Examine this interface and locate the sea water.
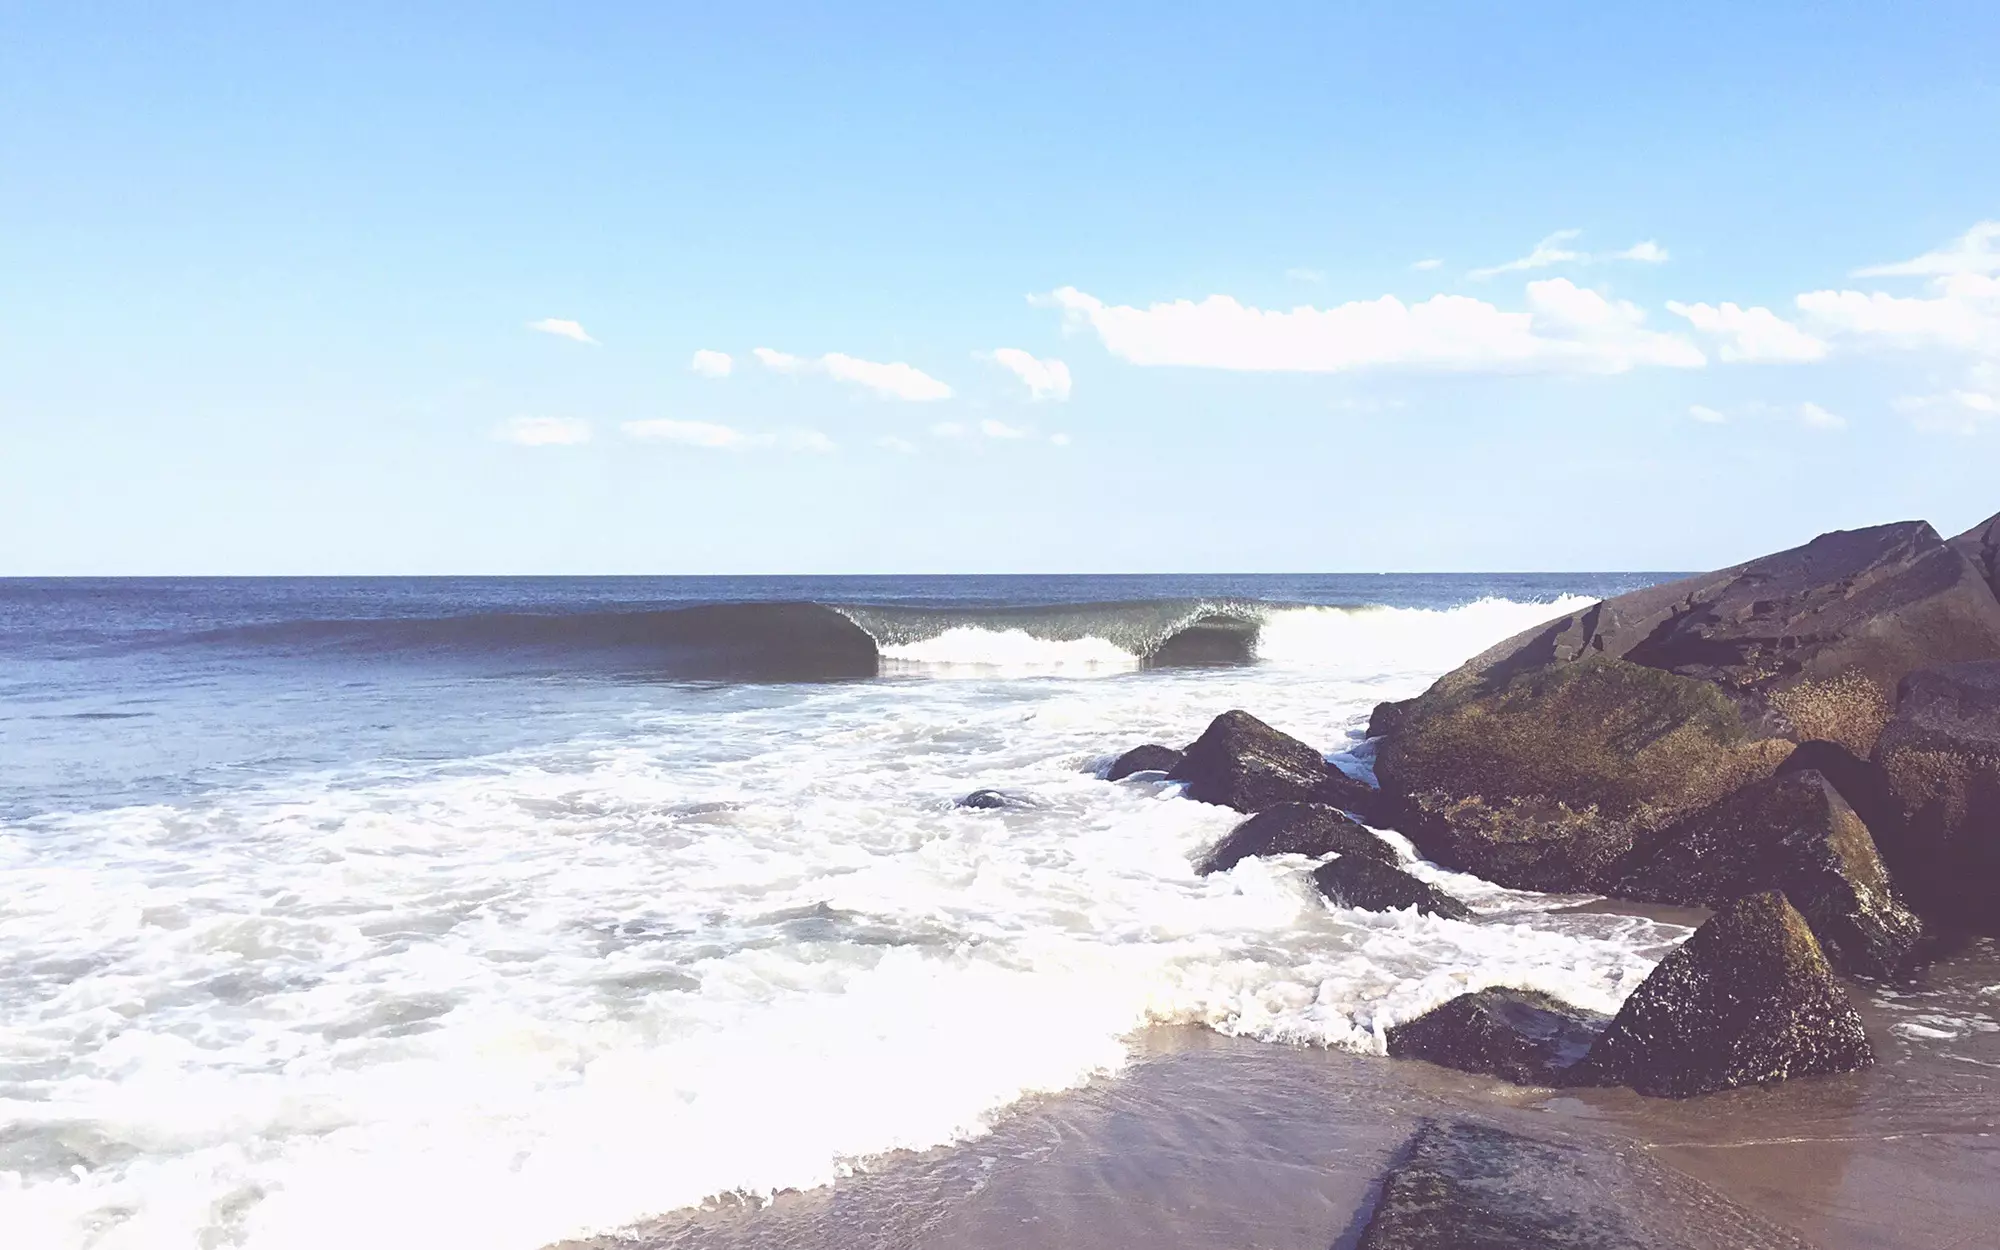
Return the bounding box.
[2,574,1701,1249]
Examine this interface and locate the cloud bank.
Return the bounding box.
[753,347,953,400]
[985,348,1072,400]
[527,318,597,345]
[1041,279,1704,375]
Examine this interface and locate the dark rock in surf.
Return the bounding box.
[1385,988,1608,1086]
[1196,802,1396,876]
[1313,856,1472,920]
[1355,1119,1809,1250]
[1776,740,1907,859]
[1167,710,1335,813]
[1953,509,2000,602]
[955,789,1013,810]
[1569,891,1872,1098]
[1610,769,1923,978]
[1366,697,1416,741]
[1311,765,1386,822]
[1106,743,1183,781]
[1372,521,2000,893]
[1873,661,2000,934]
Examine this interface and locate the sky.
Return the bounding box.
[3,1,1999,575]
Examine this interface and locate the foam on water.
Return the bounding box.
[877,626,1142,674]
[0,593,1687,1250]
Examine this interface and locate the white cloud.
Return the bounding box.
[496,416,592,446]
[980,419,1027,439]
[621,419,834,452]
[1855,221,2000,278]
[985,348,1073,401]
[527,318,597,345]
[877,435,919,454]
[1796,274,2000,355]
[1689,404,1727,424]
[1666,300,1828,362]
[1041,279,1703,375]
[622,418,747,449]
[1469,230,1584,279]
[690,349,733,378]
[1285,268,1327,283]
[1049,432,1072,446]
[1411,258,1444,271]
[821,352,954,400]
[1614,240,1669,264]
[753,347,952,400]
[1798,401,1847,430]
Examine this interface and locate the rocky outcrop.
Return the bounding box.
[1873,661,2000,934]
[1355,1120,1811,1250]
[1166,710,1335,812]
[1953,509,2000,602]
[955,790,1012,809]
[1314,856,1472,920]
[1105,743,1182,781]
[1375,655,1788,891]
[1372,521,2000,892]
[1384,988,1607,1086]
[1570,892,1872,1098]
[1610,769,1923,977]
[1196,802,1396,875]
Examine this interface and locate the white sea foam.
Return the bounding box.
[0,594,1678,1250]
[877,626,1142,674]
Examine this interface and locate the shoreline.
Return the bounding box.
[576,941,2000,1250]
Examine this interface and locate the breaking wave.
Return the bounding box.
[171,596,1595,681]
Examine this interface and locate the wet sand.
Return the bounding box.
[571,941,2000,1250]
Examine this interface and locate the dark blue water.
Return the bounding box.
[0,574,1674,818]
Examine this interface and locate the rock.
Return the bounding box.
[1105,743,1182,781]
[1376,655,1788,891]
[1314,856,1472,920]
[1166,709,1334,812]
[1873,661,2000,934]
[1355,1119,1811,1250]
[955,789,1012,809]
[1609,769,1923,977]
[1367,697,1416,740]
[1385,988,1608,1086]
[1569,892,1872,1098]
[1196,802,1397,875]
[1776,739,1906,857]
[1952,509,2000,602]
[1373,521,2000,892]
[1312,764,1386,822]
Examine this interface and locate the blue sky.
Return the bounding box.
[4,2,1998,574]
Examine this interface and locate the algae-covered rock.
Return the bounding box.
[1385,988,1607,1086]
[1377,655,1787,891]
[1873,661,2000,934]
[1167,710,1334,812]
[1314,856,1472,920]
[1570,891,1872,1098]
[1610,769,1923,977]
[1196,802,1396,875]
[1373,521,2000,892]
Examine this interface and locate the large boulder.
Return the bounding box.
[1355,1119,1810,1250]
[1374,522,2000,892]
[1166,710,1334,812]
[1569,892,1872,1098]
[1314,856,1472,920]
[1196,802,1396,875]
[1385,988,1607,1086]
[1609,769,1923,977]
[1953,509,2000,602]
[1873,661,2000,934]
[1105,743,1182,781]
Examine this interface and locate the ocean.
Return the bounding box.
[0,571,1923,1248]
